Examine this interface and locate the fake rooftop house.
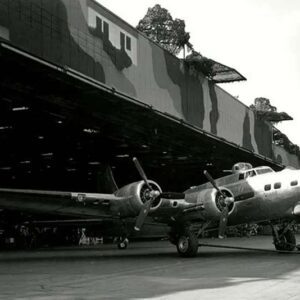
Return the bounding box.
[88,6,138,68]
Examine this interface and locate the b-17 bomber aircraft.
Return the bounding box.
[0,158,300,257]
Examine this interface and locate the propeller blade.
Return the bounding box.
[203,170,226,198]
[218,206,229,239]
[135,191,184,230]
[134,200,152,231]
[203,171,234,239]
[133,157,152,190]
[203,170,220,192]
[134,190,162,231]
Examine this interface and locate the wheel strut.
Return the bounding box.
[270,222,297,251]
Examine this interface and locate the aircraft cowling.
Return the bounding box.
[113,180,162,217]
[197,187,235,220]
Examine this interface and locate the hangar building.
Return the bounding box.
[0,0,298,195]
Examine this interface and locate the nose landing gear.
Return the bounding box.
[117,237,129,250]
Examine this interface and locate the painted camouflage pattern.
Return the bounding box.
[273,145,300,168]
[0,0,295,166]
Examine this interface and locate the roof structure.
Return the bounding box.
[0,42,282,193]
[185,53,246,83]
[255,111,293,122]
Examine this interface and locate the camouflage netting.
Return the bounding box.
[255,111,293,122]
[185,52,246,83]
[250,97,293,122]
[249,97,297,158]
[273,128,300,157]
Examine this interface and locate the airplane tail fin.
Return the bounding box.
[97,165,118,193]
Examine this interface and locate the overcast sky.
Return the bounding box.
[97,0,300,145]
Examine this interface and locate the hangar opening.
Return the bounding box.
[0,0,297,247]
[0,42,283,194]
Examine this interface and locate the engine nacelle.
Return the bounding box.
[112,180,162,217]
[197,187,235,220]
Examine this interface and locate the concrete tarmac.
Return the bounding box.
[0,235,300,300]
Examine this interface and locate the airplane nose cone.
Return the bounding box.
[293,203,300,216]
[225,197,234,205]
[150,190,160,198]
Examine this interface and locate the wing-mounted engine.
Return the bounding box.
[112,180,162,217]
[198,187,235,220]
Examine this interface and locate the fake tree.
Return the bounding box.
[250,97,292,123]
[136,4,193,56]
[250,97,277,112]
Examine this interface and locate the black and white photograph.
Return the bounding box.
[0,0,300,299]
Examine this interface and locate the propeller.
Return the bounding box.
[133,158,185,231]
[203,170,226,198]
[133,157,161,231]
[203,170,234,238]
[218,206,229,239]
[133,157,152,190]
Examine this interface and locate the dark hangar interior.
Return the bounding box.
[0,43,282,194]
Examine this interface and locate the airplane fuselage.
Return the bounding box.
[184,167,300,227]
[228,168,300,225]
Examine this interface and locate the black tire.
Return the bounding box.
[274,229,296,251]
[176,231,198,257]
[117,238,128,250]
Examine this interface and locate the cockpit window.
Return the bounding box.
[239,170,256,180]
[256,167,274,175]
[238,166,274,181]
[246,170,256,178]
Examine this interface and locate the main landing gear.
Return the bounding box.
[169,227,198,257]
[270,222,297,251]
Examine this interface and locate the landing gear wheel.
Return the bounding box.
[117,238,129,250]
[176,231,198,257]
[274,229,296,251]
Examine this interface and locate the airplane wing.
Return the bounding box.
[0,158,235,239]
[0,179,184,223]
[0,188,127,219]
[0,186,202,229]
